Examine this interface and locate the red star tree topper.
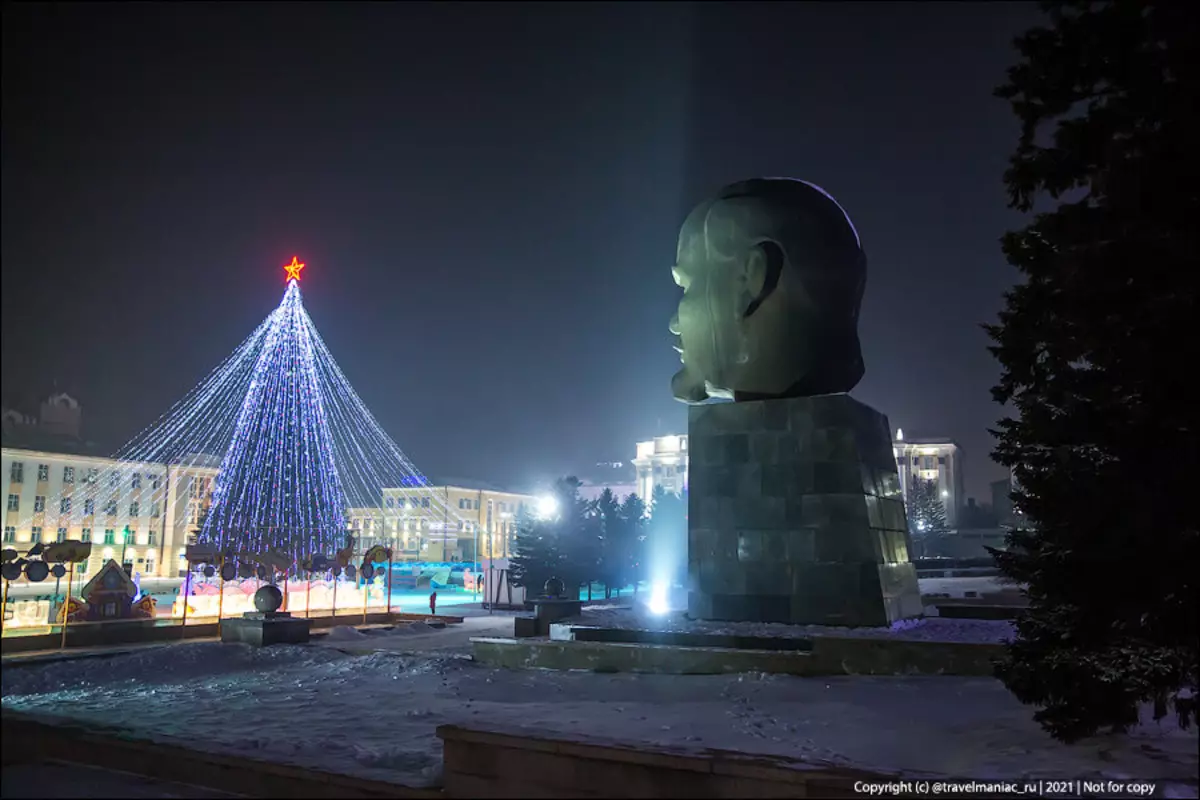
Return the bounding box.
[283,256,305,283]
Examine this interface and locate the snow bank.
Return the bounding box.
[2,643,1194,791]
[325,626,368,641]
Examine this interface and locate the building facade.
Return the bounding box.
[575,460,638,503]
[633,434,689,503]
[892,430,965,528]
[2,446,218,578]
[348,483,535,563]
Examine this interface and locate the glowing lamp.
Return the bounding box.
[648,580,670,615]
[535,495,559,520]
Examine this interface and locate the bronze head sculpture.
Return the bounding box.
[670,178,866,404]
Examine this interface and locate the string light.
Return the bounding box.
[14,259,465,569]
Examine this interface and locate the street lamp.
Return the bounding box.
[535,495,559,520]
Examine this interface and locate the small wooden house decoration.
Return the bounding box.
[78,559,142,621]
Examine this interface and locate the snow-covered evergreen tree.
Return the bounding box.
[987,0,1198,741]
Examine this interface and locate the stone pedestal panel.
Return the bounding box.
[687,394,923,627]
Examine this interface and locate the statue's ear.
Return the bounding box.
[740,240,783,318]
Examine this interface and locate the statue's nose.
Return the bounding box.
[669,313,681,336]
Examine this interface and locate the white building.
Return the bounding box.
[892,429,965,528]
[633,434,688,502]
[2,446,218,578]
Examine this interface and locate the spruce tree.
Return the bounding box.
[595,488,622,598]
[618,493,647,595]
[509,509,556,596]
[511,476,599,599]
[986,0,1198,741]
[906,477,949,558]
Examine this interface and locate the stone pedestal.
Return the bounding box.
[220,611,311,647]
[522,598,584,636]
[687,394,923,627]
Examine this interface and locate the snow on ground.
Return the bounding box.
[314,615,515,653]
[3,642,1195,792]
[918,575,1013,597]
[572,605,1016,644]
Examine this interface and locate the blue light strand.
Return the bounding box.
[14,320,271,534]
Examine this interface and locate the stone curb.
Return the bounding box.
[436,722,936,799]
[470,634,1004,677]
[2,711,442,798]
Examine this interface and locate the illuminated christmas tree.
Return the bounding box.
[199,259,348,563]
[16,256,460,574]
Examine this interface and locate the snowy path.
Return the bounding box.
[2,643,1195,792]
[314,615,515,654]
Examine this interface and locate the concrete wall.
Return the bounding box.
[2,712,440,798]
[471,635,1002,677]
[438,722,904,799]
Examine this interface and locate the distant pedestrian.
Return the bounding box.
[429,591,437,616]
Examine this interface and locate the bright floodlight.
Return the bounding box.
[648,580,670,615]
[536,495,559,520]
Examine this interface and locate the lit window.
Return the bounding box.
[103,529,115,545]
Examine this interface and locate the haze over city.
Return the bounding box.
[2,2,1042,497]
[2,2,1196,797]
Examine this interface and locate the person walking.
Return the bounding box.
[429,590,437,616]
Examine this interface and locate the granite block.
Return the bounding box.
[737,530,764,562]
[865,496,883,528]
[776,436,802,463]
[735,464,763,497]
[784,529,817,562]
[724,434,751,464]
[878,471,903,499]
[880,498,907,530]
[688,395,922,627]
[762,401,790,431]
[221,614,311,647]
[748,432,778,464]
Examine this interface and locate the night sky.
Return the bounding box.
[2,2,1040,500]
